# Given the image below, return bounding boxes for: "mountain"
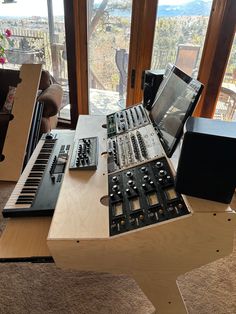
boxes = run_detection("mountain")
[157,0,212,17]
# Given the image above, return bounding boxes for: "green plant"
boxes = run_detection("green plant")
[0,29,12,64]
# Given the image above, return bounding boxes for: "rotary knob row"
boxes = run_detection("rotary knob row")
[136,131,147,158]
[130,134,140,160]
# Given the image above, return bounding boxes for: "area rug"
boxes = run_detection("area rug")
[1,182,236,313]
[0,263,155,314]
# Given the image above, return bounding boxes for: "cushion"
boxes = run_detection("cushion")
[39,70,52,90]
[37,84,63,117]
[1,86,16,113]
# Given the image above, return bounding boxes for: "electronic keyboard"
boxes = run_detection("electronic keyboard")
[3,131,74,217]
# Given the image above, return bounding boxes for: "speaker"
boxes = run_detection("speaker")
[143,70,164,110]
[175,117,236,203]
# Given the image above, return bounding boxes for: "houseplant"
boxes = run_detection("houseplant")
[0,29,12,65]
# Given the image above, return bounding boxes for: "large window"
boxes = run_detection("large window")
[151,0,213,77]
[87,1,132,115]
[214,33,236,121]
[0,0,70,119]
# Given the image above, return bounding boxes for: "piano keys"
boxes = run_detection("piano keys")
[3,130,75,218]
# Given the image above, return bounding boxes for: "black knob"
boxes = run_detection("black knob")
[46,133,53,139]
[141,166,147,173]
[112,176,118,182]
[159,170,166,177]
[142,183,147,190]
[126,171,132,177]
[128,180,134,186]
[143,175,149,181]
[112,185,119,191]
[156,161,163,168]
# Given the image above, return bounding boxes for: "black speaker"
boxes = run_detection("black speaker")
[143,70,164,110]
[175,117,236,203]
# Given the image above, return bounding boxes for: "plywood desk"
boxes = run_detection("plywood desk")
[47,115,236,314]
[0,115,235,313]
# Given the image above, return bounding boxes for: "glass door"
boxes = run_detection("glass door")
[151,0,213,77]
[0,0,70,119]
[87,0,132,115]
[214,33,236,121]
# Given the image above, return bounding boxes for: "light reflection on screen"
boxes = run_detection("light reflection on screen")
[150,66,203,155]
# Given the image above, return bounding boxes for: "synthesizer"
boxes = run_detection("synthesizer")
[107,124,164,173]
[108,156,190,236]
[3,131,74,218]
[69,137,98,170]
[106,104,150,138]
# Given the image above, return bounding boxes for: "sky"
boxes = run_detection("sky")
[0,0,212,17]
[0,0,64,17]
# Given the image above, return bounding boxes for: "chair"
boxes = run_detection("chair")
[175,44,200,76]
[214,86,236,121]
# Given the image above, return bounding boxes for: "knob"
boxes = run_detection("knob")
[142,183,147,190]
[46,133,53,139]
[112,176,118,182]
[141,166,147,173]
[112,185,119,191]
[156,161,163,168]
[139,214,144,221]
[126,188,131,195]
[126,171,132,177]
[159,170,166,177]
[128,180,134,186]
[143,175,149,181]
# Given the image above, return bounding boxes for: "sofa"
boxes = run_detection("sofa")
[0,68,63,135]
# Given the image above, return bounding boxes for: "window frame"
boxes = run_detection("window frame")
[65,0,236,124]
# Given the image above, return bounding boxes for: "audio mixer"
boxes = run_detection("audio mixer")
[107,124,164,173]
[106,104,150,138]
[108,156,190,236]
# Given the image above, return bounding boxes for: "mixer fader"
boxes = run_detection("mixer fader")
[108,156,190,236]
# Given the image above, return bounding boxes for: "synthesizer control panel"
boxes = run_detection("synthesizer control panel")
[107,124,164,173]
[108,156,190,236]
[69,137,98,170]
[107,104,150,138]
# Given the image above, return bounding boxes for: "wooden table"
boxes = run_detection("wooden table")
[1,115,236,314]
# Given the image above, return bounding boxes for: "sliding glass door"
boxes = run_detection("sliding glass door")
[87,0,132,115]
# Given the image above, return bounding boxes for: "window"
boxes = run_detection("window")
[68,0,235,124]
[0,0,70,120]
[151,0,213,78]
[87,1,132,115]
[214,33,236,121]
